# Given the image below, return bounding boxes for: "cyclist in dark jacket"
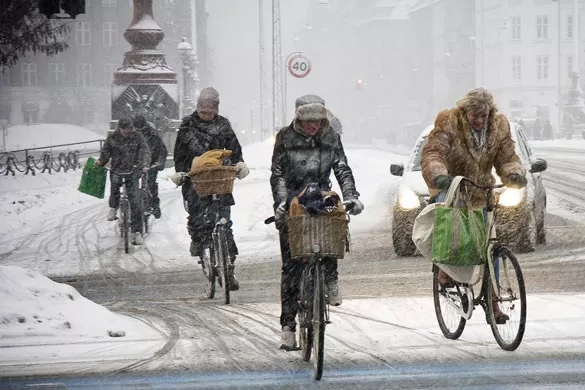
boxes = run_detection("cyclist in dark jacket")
[95,118,150,245]
[270,98,363,350]
[174,87,249,290]
[133,115,168,219]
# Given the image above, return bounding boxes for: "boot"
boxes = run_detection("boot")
[132,232,143,245]
[438,269,454,288]
[326,280,342,306]
[107,207,118,221]
[492,299,509,324]
[190,240,201,257]
[153,198,161,219]
[279,326,297,351]
[228,264,239,291]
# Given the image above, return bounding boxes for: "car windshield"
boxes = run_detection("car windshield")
[411,136,428,171]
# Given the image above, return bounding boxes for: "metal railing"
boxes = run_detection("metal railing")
[0,139,104,176]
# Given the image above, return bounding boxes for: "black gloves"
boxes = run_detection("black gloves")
[506,173,527,189]
[431,175,451,190]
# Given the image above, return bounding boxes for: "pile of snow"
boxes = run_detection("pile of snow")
[0,265,156,340]
[4,124,104,151]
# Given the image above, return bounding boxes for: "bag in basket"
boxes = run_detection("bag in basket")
[78,157,107,199]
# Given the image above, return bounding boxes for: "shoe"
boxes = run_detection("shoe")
[190,240,201,257]
[228,264,239,291]
[132,232,143,245]
[279,326,297,351]
[107,208,118,221]
[492,299,509,324]
[153,204,161,219]
[326,280,343,306]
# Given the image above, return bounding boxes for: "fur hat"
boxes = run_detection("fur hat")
[197,87,220,113]
[295,94,325,109]
[295,102,328,122]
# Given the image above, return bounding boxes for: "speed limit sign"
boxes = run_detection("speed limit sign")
[288,54,312,78]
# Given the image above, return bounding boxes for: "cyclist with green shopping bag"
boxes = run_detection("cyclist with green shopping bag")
[420,87,527,324]
[94,118,151,245]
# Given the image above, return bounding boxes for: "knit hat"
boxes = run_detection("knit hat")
[295,94,325,109]
[295,102,328,122]
[197,87,220,113]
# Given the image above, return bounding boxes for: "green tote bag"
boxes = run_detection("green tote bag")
[78,157,107,199]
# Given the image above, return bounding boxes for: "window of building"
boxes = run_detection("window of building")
[512,56,521,80]
[48,63,66,85]
[77,63,92,87]
[102,22,118,46]
[0,65,9,86]
[511,16,521,40]
[567,15,573,39]
[536,55,549,79]
[22,63,37,86]
[567,56,573,77]
[75,22,91,46]
[536,15,548,40]
[102,0,118,6]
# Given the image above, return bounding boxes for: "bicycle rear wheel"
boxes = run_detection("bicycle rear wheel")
[432,265,467,339]
[215,228,230,305]
[299,264,313,362]
[141,189,149,234]
[312,261,326,380]
[121,202,129,253]
[486,245,526,351]
[202,247,215,299]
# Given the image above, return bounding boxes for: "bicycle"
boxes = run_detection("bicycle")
[112,169,135,254]
[432,176,527,351]
[266,201,352,380]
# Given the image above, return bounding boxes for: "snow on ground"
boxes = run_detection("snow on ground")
[4,124,103,151]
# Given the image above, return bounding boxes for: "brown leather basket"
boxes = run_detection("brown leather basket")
[189,166,237,196]
[288,214,349,259]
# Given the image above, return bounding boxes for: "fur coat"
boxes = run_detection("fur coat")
[421,107,525,207]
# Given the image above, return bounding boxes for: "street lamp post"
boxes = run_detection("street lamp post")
[283,51,303,124]
[177,37,194,117]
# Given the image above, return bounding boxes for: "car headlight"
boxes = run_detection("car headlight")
[398,187,421,210]
[498,187,525,207]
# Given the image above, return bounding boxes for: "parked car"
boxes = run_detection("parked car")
[389,122,548,256]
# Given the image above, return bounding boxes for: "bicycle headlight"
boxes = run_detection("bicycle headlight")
[397,187,421,210]
[498,187,525,207]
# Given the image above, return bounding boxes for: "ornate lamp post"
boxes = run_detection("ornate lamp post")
[177,37,194,117]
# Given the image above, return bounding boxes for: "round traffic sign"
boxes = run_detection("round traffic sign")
[288,54,312,78]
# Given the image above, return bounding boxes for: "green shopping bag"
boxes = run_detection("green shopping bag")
[78,157,107,199]
[431,204,486,266]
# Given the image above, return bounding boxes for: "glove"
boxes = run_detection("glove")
[274,202,287,229]
[235,161,250,180]
[93,160,103,168]
[506,173,527,189]
[170,172,187,186]
[156,162,165,171]
[431,175,450,190]
[345,198,364,216]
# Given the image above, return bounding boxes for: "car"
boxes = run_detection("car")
[389,122,548,256]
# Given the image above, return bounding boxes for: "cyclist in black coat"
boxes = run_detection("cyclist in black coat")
[173,87,249,291]
[133,115,168,219]
[270,99,364,350]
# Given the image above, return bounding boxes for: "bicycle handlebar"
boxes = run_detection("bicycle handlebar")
[264,200,355,225]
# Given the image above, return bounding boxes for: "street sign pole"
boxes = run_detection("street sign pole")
[283,52,311,124]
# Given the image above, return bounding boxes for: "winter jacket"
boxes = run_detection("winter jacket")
[174,112,244,205]
[98,129,150,173]
[138,124,168,168]
[270,121,359,211]
[421,108,525,207]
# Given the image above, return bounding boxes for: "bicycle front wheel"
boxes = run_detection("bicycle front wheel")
[141,189,149,234]
[432,264,467,339]
[486,245,526,351]
[312,261,326,380]
[215,228,230,305]
[299,264,313,362]
[121,202,129,254]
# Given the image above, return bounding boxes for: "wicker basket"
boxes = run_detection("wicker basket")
[189,166,237,196]
[288,214,349,259]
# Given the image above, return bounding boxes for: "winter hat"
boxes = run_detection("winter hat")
[295,94,325,109]
[197,87,220,113]
[132,115,147,129]
[295,102,328,122]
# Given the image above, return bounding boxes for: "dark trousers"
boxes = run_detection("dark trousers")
[109,172,142,233]
[279,225,338,331]
[146,170,159,209]
[183,184,238,260]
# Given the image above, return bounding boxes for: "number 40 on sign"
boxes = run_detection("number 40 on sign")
[288,54,312,78]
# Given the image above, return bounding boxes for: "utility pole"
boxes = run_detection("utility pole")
[259,0,266,140]
[272,0,283,135]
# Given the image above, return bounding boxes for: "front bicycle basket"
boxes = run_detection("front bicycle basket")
[288,214,349,259]
[189,166,237,196]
